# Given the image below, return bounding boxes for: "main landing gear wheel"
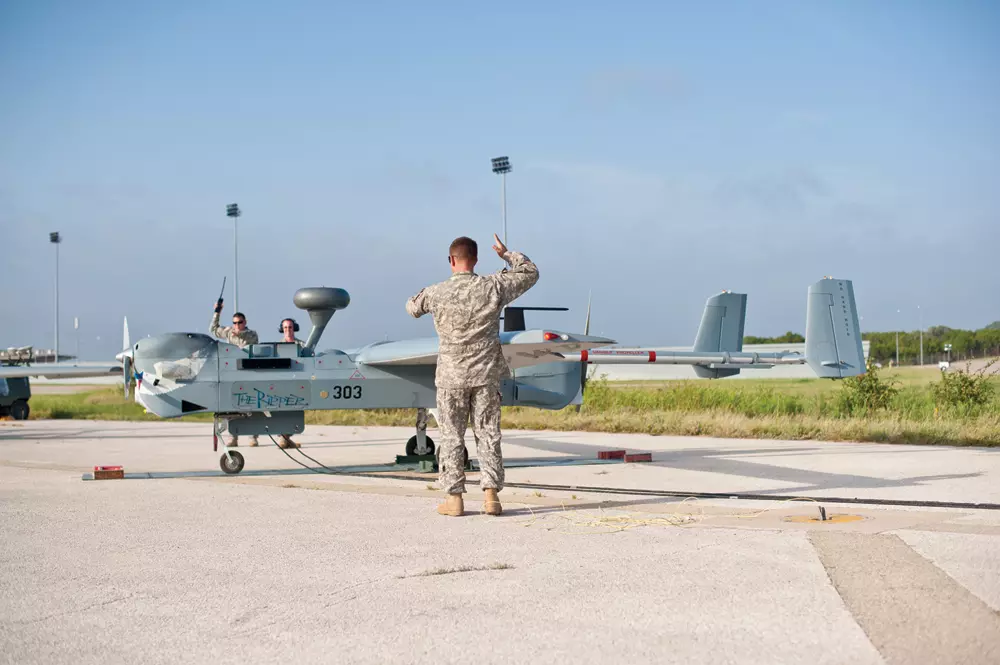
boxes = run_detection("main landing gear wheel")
[406,435,435,456]
[220,451,245,475]
[10,400,29,421]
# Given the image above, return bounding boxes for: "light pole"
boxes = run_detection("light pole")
[49,232,61,363]
[491,156,512,246]
[895,308,900,367]
[226,204,241,312]
[74,317,79,361]
[918,305,923,366]
[944,343,952,364]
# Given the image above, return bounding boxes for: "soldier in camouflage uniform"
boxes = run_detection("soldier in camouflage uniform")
[415,408,481,458]
[406,233,539,517]
[210,304,260,447]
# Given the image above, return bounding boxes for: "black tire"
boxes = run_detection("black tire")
[10,400,29,421]
[220,451,245,475]
[405,435,435,456]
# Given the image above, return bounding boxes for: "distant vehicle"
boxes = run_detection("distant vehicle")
[939,361,950,370]
[0,344,118,421]
[0,377,31,420]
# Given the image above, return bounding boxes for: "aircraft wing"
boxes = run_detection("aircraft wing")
[356,330,617,370]
[0,364,120,379]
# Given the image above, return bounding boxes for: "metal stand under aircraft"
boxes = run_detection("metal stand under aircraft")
[213,407,466,475]
[213,406,477,475]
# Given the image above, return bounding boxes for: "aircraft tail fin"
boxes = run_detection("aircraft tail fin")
[805,278,865,378]
[502,306,570,332]
[691,291,747,378]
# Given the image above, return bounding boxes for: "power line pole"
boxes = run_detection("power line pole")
[918,305,923,366]
[896,309,899,367]
[49,232,61,362]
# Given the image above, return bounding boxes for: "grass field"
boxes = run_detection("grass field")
[20,363,1000,447]
[606,365,954,394]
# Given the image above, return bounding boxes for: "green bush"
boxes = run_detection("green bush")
[836,358,900,416]
[932,359,998,408]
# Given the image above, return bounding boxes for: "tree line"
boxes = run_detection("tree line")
[745,323,1000,365]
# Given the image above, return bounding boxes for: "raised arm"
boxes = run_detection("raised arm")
[209,309,229,340]
[490,234,539,306]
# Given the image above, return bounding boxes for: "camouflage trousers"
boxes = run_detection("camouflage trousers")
[436,385,503,495]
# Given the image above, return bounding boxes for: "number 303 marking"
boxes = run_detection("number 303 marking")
[331,385,362,399]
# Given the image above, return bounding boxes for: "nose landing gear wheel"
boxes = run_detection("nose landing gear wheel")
[10,400,29,421]
[220,451,245,475]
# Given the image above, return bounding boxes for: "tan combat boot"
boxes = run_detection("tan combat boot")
[281,435,300,448]
[437,494,464,517]
[483,489,502,516]
[227,436,238,447]
[248,435,258,447]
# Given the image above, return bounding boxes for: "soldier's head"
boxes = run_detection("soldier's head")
[448,236,478,273]
[280,318,298,342]
[232,312,248,331]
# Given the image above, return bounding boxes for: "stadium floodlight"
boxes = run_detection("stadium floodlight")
[490,157,512,246]
[226,204,242,311]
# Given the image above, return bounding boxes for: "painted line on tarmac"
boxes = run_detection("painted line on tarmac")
[810,532,1000,664]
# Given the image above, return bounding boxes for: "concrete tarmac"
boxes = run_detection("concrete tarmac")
[1,420,998,664]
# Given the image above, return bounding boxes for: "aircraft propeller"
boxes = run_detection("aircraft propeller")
[122,317,132,398]
[577,291,593,408]
[115,317,138,399]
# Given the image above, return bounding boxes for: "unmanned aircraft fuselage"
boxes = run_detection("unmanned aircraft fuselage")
[5,277,865,475]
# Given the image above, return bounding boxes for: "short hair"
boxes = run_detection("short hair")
[449,236,477,260]
[233,312,246,321]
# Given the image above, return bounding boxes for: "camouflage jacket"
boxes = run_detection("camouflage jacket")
[210,312,259,348]
[406,250,539,388]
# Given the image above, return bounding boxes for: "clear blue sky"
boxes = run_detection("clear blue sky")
[2,0,997,359]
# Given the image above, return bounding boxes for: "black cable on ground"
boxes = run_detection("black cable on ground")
[327,471,1000,511]
[262,430,346,476]
[253,429,1000,511]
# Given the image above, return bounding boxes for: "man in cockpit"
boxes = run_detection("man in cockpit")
[280,318,306,350]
